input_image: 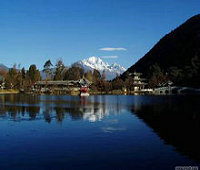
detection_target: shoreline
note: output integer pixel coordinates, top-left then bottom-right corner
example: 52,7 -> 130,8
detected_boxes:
1,88 -> 200,95
0,90 -> 200,96
0,90 -> 149,95
0,90 -> 19,94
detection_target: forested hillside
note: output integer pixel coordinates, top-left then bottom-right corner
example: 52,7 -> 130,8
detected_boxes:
123,14 -> 200,87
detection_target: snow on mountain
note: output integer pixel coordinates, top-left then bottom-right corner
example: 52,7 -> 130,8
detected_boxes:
74,56 -> 126,80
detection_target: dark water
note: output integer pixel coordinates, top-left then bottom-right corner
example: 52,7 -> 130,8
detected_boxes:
0,94 -> 200,170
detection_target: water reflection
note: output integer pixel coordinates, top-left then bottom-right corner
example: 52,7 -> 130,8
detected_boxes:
0,94 -> 124,123
131,96 -> 200,163
0,94 -> 200,165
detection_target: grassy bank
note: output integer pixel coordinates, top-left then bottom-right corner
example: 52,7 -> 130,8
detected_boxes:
0,89 -> 19,94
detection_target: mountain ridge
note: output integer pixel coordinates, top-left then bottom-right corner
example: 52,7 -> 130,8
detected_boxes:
124,14 -> 200,75
74,56 -> 126,80
0,64 -> 8,71
122,14 -> 200,87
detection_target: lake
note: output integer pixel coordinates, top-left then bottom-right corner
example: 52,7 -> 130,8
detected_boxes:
0,94 -> 200,170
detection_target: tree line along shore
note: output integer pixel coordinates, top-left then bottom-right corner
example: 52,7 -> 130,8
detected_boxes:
1,56 -> 200,95
0,59 -> 144,95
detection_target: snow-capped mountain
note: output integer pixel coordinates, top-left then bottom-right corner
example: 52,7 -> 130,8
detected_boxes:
73,56 -> 126,80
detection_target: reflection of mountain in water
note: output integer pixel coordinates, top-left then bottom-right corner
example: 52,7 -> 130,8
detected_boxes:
131,96 -> 200,163
0,95 -> 124,123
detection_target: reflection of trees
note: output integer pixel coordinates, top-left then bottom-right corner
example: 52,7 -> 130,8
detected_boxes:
131,96 -> 200,162
27,106 -> 40,119
55,107 -> 65,122
43,96 -> 123,122
0,94 -> 40,120
0,105 -> 40,120
0,94 -> 125,123
42,95 -> 53,123
0,94 -> 40,105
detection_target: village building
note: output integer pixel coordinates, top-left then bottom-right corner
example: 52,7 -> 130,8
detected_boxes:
132,72 -> 147,92
0,76 -> 5,90
0,82 -> 5,90
34,78 -> 91,94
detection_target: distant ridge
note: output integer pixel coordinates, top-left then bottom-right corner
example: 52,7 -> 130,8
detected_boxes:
122,14 -> 200,86
0,64 -> 8,71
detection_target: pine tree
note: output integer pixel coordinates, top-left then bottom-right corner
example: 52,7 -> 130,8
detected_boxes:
85,70 -> 93,82
54,59 -> 64,80
43,60 -> 53,80
27,65 -> 41,86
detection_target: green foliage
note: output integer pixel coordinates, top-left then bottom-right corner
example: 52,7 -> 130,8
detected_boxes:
54,59 -> 64,80
5,65 -> 20,89
43,60 -> 53,68
26,64 -> 41,86
112,77 -> 124,90
147,55 -> 200,88
92,69 -> 101,84
21,67 -> 26,79
0,69 -> 7,82
168,67 -> 183,83
90,69 -> 101,91
122,14 -> 200,88
182,55 -> 200,87
43,59 -> 53,80
64,66 -> 84,80
85,70 -> 93,82
148,63 -> 167,88
125,76 -> 134,91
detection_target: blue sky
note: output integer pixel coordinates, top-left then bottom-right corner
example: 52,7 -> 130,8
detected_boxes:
0,0 -> 200,69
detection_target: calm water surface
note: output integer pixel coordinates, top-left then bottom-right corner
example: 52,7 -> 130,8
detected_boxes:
0,94 -> 200,170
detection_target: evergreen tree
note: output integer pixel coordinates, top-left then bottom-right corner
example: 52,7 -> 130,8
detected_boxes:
26,64 -> 41,86
148,63 -> 167,88
21,67 -> 26,79
43,60 -> 53,80
0,69 -> 7,82
99,70 -> 106,92
54,59 -> 64,80
64,66 -> 84,80
112,77 -> 123,90
20,67 -> 26,89
5,64 -> 18,89
93,69 -> 101,84
85,70 -> 93,82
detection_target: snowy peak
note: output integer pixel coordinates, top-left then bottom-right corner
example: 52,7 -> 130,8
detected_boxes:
86,56 -> 104,64
109,63 -> 126,72
74,56 -> 126,80
81,56 -> 109,70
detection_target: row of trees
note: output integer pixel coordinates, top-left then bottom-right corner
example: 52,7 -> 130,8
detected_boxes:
0,64 -> 41,90
147,55 -> 200,88
0,59 -> 129,92
42,59 -> 129,92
